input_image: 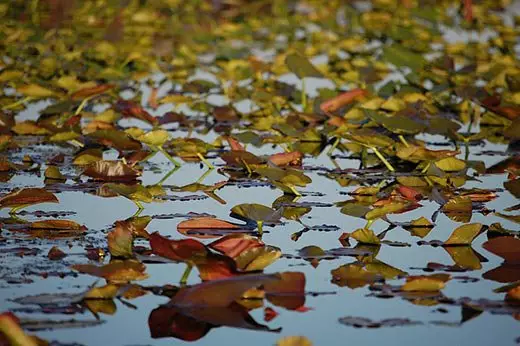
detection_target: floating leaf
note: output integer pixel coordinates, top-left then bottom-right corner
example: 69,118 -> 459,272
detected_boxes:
0,188 -> 58,210
137,129 -> 170,147
442,196 -> 472,222
277,336 -> 313,346
0,312 -> 40,346
434,157 -> 466,172
444,223 -> 484,246
17,84 -> 55,98
177,217 -> 242,239
401,274 -> 450,292
83,160 -> 141,181
44,166 -> 65,181
382,46 -> 426,72
285,53 -> 323,79
231,203 -> 281,223
149,232 -> 207,262
47,246 -> 67,260
482,237 -> 520,264
321,89 -> 367,114
350,228 -> 380,245
403,217 -> 434,238
108,222 -> 134,258
331,263 -> 382,289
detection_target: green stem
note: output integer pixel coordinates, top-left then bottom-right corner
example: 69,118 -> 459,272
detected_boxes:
371,147 -> 395,172
9,205 -> 25,215
364,219 -> 374,229
329,156 -> 341,170
2,96 -> 34,110
301,78 -> 307,111
257,221 -> 264,236
398,135 -> 409,147
180,263 -> 193,285
142,149 -> 158,162
196,152 -> 214,169
327,137 -> 340,156
132,201 -> 144,217
75,96 -> 93,115
156,166 -> 180,185
196,168 -> 212,184
69,139 -> 84,148
241,158 -> 252,175
288,185 -> 302,197
157,146 -> 181,167
360,147 -> 367,169
421,162 -> 431,174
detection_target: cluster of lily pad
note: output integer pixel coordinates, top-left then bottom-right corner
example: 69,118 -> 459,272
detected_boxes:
1,0 -> 520,345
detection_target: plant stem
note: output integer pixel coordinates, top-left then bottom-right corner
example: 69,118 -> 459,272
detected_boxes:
288,185 -> 302,197
257,220 -> 264,236
156,166 -> 180,185
132,201 -> 144,217
157,146 -> 181,167
9,205 -> 24,215
421,162 -> 431,174
75,96 -> 93,115
398,135 -> 409,147
2,96 -> 34,111
196,152 -> 214,169
327,137 -> 340,156
371,147 -> 395,172
241,158 -> 252,175
301,78 -> 307,111
180,263 -> 193,285
196,168 -> 212,184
